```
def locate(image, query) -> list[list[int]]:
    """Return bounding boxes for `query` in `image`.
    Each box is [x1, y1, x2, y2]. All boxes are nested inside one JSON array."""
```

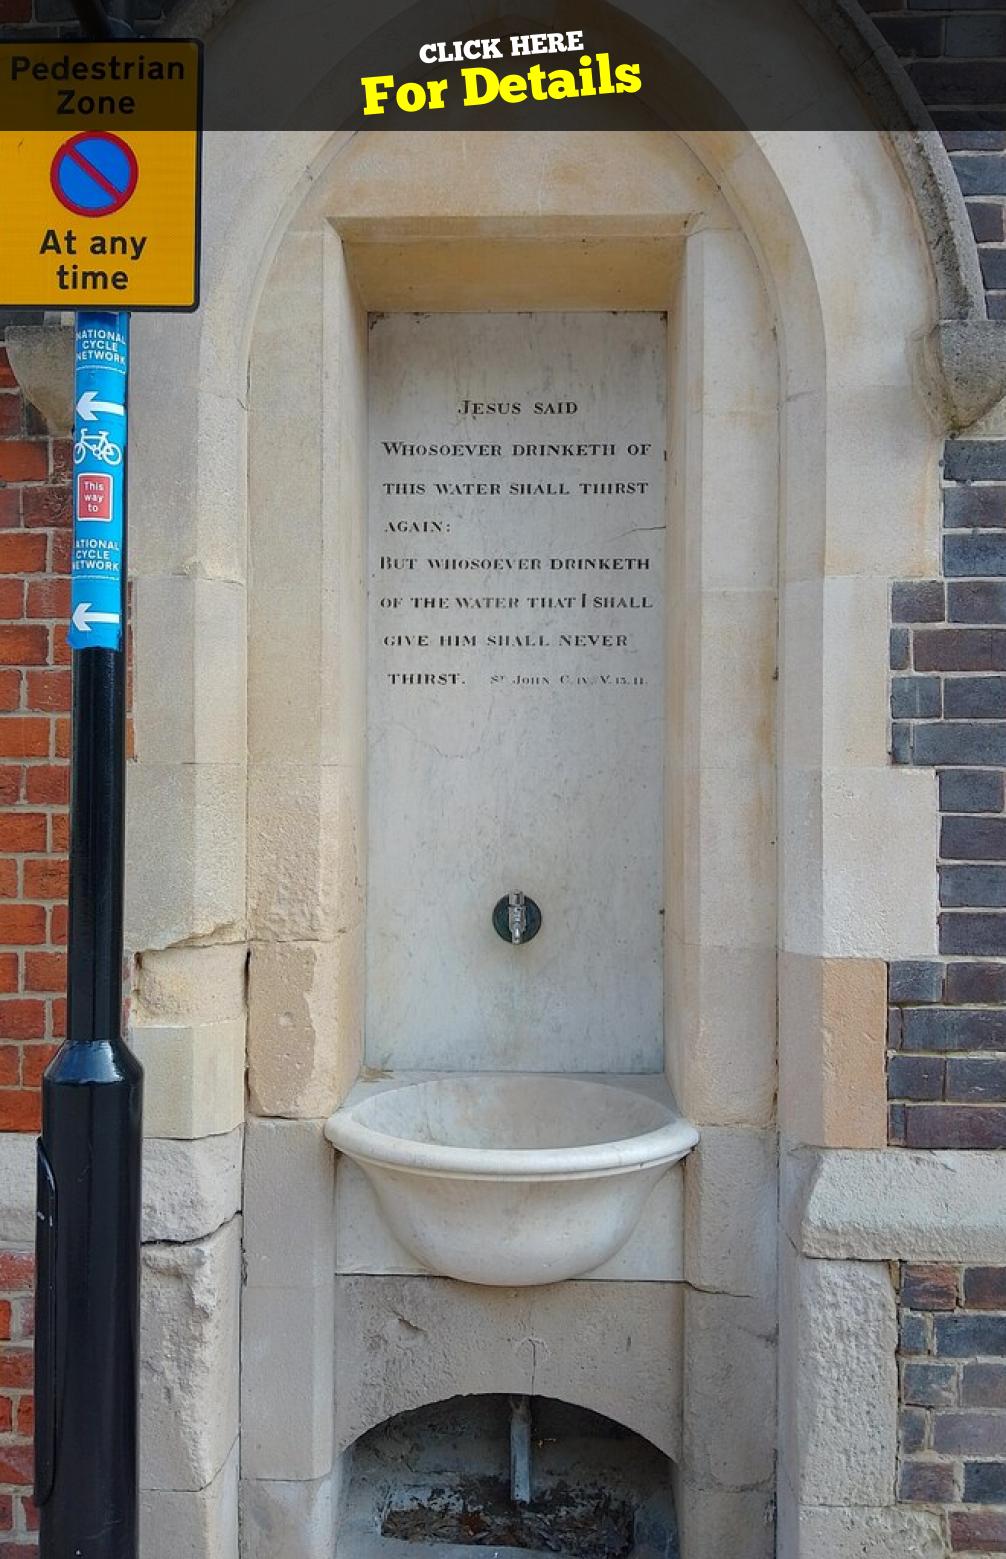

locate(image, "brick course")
[[0, 1252, 33, 1555], [889, 428, 1006, 1151]]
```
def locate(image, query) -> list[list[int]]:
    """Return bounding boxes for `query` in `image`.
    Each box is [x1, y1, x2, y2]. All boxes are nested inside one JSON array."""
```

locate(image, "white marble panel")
[[366, 313, 666, 1071]]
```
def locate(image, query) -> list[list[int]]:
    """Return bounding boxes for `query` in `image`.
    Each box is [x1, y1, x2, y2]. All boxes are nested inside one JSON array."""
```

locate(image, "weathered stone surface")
[[247, 936, 363, 1119], [244, 1118, 335, 1288], [786, 1146, 1006, 1262], [682, 1289, 776, 1491], [684, 1126, 776, 1300], [141, 1219, 241, 1492], [133, 575, 246, 767], [1, 1130, 244, 1246], [142, 1130, 242, 1243], [674, 1480, 774, 1559], [779, 1247, 897, 1506], [779, 954, 890, 1149], [133, 943, 247, 1025], [5, 323, 74, 432], [140, 1443, 238, 1559], [126, 762, 245, 950], [0, 1131, 34, 1243], [780, 1501, 945, 1559], [334, 1276, 683, 1462], [130, 1019, 245, 1139], [239, 1473, 337, 1559], [242, 1284, 335, 1482]]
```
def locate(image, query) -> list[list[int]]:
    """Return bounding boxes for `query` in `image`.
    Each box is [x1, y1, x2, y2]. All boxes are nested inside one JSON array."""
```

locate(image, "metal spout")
[[508, 891, 527, 945]]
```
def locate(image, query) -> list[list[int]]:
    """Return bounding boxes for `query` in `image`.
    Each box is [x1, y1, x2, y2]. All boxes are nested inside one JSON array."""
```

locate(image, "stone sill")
[[784, 1142, 1006, 1263]]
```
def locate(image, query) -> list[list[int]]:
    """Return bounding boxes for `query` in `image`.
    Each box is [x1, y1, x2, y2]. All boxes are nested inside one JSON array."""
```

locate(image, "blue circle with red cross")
[[50, 132, 139, 219]]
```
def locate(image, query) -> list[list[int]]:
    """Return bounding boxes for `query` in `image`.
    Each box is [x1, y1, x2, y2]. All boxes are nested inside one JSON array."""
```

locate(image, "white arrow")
[[77, 390, 125, 423], [72, 602, 120, 633]]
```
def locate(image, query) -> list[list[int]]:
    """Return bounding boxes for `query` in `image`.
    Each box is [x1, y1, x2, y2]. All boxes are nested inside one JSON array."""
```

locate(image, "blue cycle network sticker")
[[69, 312, 128, 652]]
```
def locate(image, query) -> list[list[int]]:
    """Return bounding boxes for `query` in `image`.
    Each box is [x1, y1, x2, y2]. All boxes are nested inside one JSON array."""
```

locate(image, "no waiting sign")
[[0, 42, 201, 311]]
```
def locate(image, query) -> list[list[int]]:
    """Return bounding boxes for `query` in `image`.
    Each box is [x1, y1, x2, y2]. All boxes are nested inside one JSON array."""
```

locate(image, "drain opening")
[[342, 1395, 678, 1559]]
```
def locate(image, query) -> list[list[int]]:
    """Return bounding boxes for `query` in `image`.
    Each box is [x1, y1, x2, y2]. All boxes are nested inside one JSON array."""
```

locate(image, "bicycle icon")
[[73, 428, 122, 467]]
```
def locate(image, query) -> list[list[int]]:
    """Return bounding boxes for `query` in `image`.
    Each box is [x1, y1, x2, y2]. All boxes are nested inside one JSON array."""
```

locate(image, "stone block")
[[241, 1283, 335, 1482], [133, 575, 246, 766], [125, 762, 245, 951], [673, 1480, 774, 1559], [243, 1118, 335, 1289], [0, 1131, 34, 1244], [141, 1219, 241, 1492], [248, 764, 363, 943], [334, 1276, 683, 1462], [664, 940, 776, 1127], [781, 1503, 944, 1559], [130, 1020, 245, 1139], [247, 935, 363, 1119], [133, 943, 247, 1025], [779, 954, 888, 1148], [682, 1289, 775, 1491], [140, 1442, 238, 1559], [142, 1130, 242, 1243], [820, 768, 938, 958], [789, 1146, 1006, 1263], [239, 1473, 337, 1559], [683, 1126, 776, 1300], [779, 1248, 897, 1506]]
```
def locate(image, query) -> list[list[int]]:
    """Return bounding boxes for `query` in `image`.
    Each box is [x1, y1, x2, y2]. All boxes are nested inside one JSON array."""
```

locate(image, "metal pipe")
[[35, 314, 142, 1559], [510, 1395, 533, 1505]]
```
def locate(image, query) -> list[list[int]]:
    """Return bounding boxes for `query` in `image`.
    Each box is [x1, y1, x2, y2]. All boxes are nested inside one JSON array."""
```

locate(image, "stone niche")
[[238, 130, 782, 1559]]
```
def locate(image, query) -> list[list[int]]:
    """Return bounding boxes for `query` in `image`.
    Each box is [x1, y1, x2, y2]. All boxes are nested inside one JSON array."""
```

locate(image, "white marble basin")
[[324, 1075, 699, 1286]]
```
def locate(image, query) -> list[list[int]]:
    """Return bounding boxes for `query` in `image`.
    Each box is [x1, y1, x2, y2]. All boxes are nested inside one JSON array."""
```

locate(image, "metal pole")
[[35, 312, 142, 1559]]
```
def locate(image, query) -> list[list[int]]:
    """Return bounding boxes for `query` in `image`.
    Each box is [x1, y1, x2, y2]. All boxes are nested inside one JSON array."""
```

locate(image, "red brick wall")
[[0, 1251, 35, 1558], [0, 347, 70, 1139]]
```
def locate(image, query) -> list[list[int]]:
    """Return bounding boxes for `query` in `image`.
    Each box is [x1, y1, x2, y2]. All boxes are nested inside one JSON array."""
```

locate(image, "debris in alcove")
[[381, 1477, 634, 1558]]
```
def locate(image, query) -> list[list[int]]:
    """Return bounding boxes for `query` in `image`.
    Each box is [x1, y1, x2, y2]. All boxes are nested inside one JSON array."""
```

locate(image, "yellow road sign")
[[0, 43, 201, 311]]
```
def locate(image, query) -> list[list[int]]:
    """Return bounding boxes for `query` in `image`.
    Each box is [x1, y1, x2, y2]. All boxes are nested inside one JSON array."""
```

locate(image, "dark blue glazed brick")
[[913, 630, 999, 671], [944, 486, 1006, 529], [899, 1407, 928, 1455], [946, 1056, 1006, 1101], [982, 249, 1006, 292], [949, 158, 1006, 199], [889, 1006, 904, 1048], [941, 864, 1006, 907], [890, 627, 911, 672], [944, 441, 1006, 482], [901, 1006, 1006, 1051], [940, 913, 1006, 957], [939, 769, 1005, 813], [892, 580, 945, 623], [889, 1053, 945, 1101], [919, 724, 1006, 765], [943, 677, 1006, 719], [942, 814, 1006, 859], [946, 962, 1006, 1003], [889, 960, 945, 1003], [965, 1462, 1006, 1503], [969, 202, 1006, 244], [892, 675, 941, 718], [946, 531, 1006, 577], [891, 721, 913, 765], [900, 1310, 932, 1358], [889, 1102, 907, 1144], [949, 581, 1006, 624], [937, 1312, 1006, 1358], [906, 1104, 1006, 1149]]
